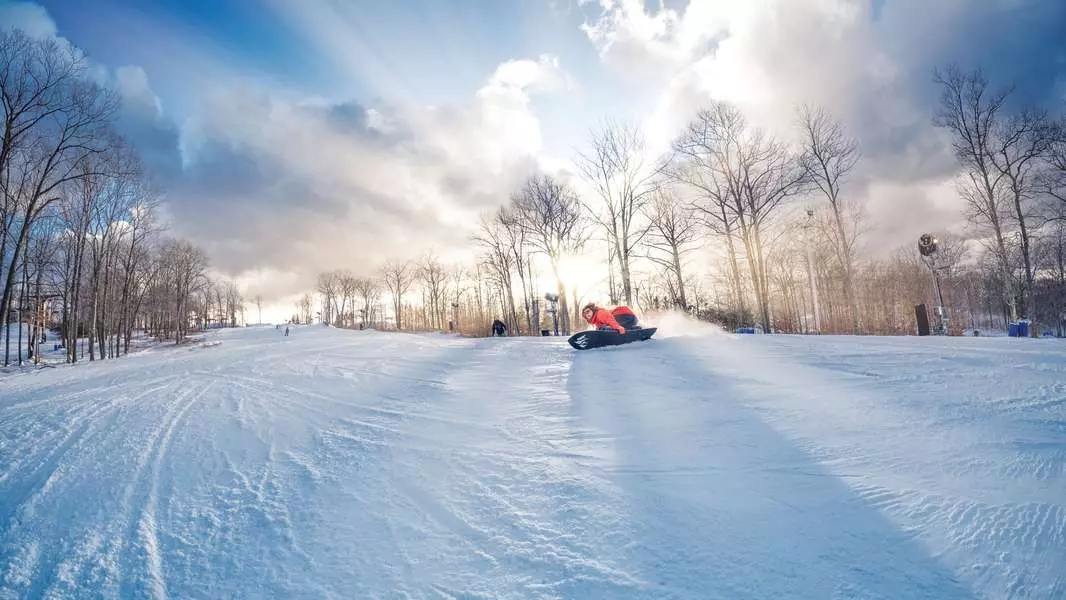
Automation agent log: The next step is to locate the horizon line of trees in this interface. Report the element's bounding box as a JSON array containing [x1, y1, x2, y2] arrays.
[[298, 65, 1066, 339]]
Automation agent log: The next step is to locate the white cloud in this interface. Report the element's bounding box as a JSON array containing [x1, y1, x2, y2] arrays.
[[158, 53, 572, 300], [579, 0, 976, 254], [0, 1, 57, 38]]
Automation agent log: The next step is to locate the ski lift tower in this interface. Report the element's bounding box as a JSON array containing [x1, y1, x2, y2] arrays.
[[544, 293, 559, 336], [917, 233, 948, 335]]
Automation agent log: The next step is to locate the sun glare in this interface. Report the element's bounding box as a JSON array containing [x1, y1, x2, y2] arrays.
[[540, 254, 609, 302]]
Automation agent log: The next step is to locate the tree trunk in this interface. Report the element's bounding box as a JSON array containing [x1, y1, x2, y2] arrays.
[[752, 224, 773, 332], [831, 208, 859, 333], [672, 244, 688, 310], [738, 217, 766, 331], [0, 223, 32, 366], [1011, 193, 1035, 332], [618, 238, 633, 305], [720, 204, 746, 320]]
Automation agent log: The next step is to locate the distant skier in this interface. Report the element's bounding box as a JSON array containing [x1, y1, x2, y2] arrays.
[[284, 326, 290, 337], [581, 303, 625, 335], [610, 305, 640, 330], [491, 319, 507, 336]]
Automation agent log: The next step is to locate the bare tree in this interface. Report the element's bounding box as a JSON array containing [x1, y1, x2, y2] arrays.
[[736, 131, 810, 332], [446, 265, 468, 330], [223, 280, 243, 326], [353, 276, 381, 328], [297, 292, 313, 325], [153, 239, 209, 343], [337, 270, 358, 327], [115, 180, 162, 351], [668, 103, 748, 321], [0, 30, 120, 363], [643, 185, 699, 310], [496, 206, 535, 333], [798, 104, 863, 333], [84, 145, 142, 359], [574, 119, 659, 305], [316, 272, 339, 325], [473, 211, 520, 333], [381, 259, 414, 330], [1046, 119, 1066, 206], [671, 101, 808, 330], [419, 252, 447, 330], [0, 28, 237, 364], [510, 173, 589, 335], [933, 65, 1055, 329], [1033, 203, 1066, 335]]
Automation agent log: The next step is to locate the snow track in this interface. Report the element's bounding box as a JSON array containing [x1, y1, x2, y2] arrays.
[[0, 324, 1063, 599]]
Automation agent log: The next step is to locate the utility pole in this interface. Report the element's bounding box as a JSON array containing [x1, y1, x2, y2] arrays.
[[804, 208, 822, 333]]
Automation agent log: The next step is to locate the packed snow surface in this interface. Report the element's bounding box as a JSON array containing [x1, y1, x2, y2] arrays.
[[1, 321, 1064, 599]]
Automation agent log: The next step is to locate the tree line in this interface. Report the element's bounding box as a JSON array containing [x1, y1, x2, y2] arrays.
[[1, 29, 236, 366], [305, 65, 1066, 338]]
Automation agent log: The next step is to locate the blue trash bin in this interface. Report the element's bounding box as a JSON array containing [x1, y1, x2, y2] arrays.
[[1008, 322, 1019, 337], [1018, 320, 1030, 337]]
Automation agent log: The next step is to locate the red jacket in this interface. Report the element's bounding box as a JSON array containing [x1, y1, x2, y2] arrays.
[[611, 306, 635, 318], [586, 308, 625, 334]]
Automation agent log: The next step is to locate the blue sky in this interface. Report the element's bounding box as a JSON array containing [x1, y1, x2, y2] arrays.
[[28, 0, 639, 153], [34, 0, 568, 97], [2, 0, 1064, 307]]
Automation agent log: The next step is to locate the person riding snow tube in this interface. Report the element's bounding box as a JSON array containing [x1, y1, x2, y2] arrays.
[[610, 305, 639, 330], [581, 302, 625, 335]]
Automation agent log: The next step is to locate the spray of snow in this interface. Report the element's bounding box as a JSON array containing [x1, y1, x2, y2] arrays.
[[641, 310, 729, 339]]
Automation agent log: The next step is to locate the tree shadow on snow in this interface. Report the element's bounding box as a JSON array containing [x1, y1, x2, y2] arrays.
[[565, 338, 978, 600]]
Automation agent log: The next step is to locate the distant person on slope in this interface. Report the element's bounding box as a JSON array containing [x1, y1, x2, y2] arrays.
[[610, 305, 640, 330], [492, 319, 507, 336], [581, 303, 625, 335]]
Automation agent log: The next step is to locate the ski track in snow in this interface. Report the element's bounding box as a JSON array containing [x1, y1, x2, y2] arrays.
[[0, 324, 1063, 599]]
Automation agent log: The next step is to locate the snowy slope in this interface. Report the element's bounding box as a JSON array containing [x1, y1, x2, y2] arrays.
[[0, 322, 1063, 599]]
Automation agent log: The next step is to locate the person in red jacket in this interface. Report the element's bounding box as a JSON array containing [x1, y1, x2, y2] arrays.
[[581, 302, 626, 334], [610, 305, 639, 330]]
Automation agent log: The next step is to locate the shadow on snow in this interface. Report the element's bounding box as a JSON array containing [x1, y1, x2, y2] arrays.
[[565, 337, 977, 599]]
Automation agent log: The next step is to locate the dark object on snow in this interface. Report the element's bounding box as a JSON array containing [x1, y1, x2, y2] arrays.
[[492, 319, 507, 336], [284, 326, 290, 337], [568, 327, 656, 350], [915, 304, 930, 336], [541, 329, 550, 336]]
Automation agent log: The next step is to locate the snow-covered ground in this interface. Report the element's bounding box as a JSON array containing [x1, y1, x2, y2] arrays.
[[1, 320, 1063, 599]]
